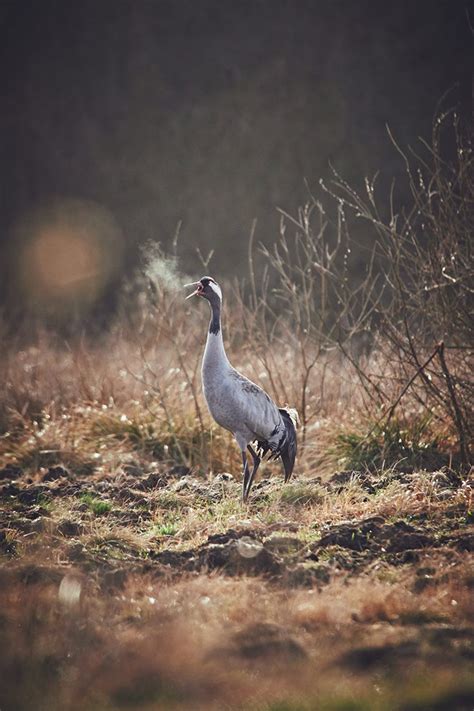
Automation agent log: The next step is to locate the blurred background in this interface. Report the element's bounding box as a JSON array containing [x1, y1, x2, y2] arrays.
[[0, 0, 472, 331]]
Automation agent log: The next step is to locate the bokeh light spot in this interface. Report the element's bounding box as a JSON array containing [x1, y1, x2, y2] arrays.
[[27, 227, 101, 294], [16, 198, 123, 316]]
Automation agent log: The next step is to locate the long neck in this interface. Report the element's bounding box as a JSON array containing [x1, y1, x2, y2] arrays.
[[209, 296, 221, 336], [203, 297, 230, 371]]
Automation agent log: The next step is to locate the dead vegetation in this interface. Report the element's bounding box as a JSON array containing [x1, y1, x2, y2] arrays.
[[0, 111, 473, 709], [0, 458, 473, 710]]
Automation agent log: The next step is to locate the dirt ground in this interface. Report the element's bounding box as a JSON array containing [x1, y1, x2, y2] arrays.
[[0, 460, 473, 711]]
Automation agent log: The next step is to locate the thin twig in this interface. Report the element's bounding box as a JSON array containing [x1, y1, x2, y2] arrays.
[[384, 343, 442, 425], [437, 341, 471, 467]]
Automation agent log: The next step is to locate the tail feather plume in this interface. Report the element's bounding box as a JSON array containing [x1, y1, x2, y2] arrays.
[[278, 407, 298, 482], [255, 406, 298, 482]]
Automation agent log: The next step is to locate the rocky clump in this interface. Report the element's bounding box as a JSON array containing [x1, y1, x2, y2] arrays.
[[0, 465, 22, 480], [314, 517, 436, 555], [152, 531, 283, 577]]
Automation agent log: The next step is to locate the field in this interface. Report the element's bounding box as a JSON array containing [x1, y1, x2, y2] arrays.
[[0, 303, 472, 711], [1, 116, 473, 710]]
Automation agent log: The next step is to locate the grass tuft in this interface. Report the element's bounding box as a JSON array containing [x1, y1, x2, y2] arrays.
[[80, 492, 112, 515], [333, 417, 443, 471], [279, 482, 325, 507]]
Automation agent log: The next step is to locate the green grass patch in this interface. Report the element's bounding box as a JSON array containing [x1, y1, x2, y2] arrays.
[[80, 493, 112, 515], [154, 491, 187, 511], [333, 417, 443, 471], [36, 494, 53, 511], [153, 520, 179, 536], [279, 482, 324, 506]]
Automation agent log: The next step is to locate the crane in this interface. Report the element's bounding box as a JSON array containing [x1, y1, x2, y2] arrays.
[[185, 276, 298, 502]]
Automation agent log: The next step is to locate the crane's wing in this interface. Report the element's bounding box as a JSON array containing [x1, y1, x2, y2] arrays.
[[228, 369, 281, 440]]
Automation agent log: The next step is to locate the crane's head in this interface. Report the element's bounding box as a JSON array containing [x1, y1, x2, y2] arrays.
[[184, 276, 222, 303]]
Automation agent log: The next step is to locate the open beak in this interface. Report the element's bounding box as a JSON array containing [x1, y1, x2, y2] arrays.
[[184, 281, 202, 299]]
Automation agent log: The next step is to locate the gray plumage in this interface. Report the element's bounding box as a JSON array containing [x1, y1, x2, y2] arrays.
[[185, 276, 298, 501]]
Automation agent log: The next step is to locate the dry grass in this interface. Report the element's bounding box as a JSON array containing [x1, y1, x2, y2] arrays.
[[1, 380, 473, 710], [1, 548, 472, 710], [0, 241, 473, 710], [1, 108, 473, 709], [0, 300, 369, 482], [1, 305, 457, 485]]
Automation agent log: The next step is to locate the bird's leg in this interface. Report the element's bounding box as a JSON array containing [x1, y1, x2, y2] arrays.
[[243, 444, 261, 502], [241, 451, 251, 503]]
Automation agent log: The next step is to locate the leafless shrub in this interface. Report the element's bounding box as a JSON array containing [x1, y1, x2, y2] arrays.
[[235, 199, 381, 452], [237, 107, 472, 467], [0, 110, 471, 475], [324, 107, 473, 466]]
